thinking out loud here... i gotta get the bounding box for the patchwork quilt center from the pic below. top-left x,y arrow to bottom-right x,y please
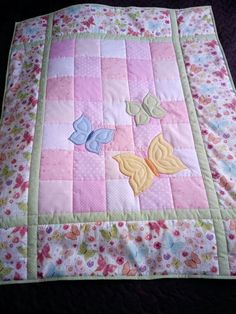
39,37 -> 208,214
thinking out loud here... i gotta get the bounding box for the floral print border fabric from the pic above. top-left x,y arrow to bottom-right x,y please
0,4 -> 236,284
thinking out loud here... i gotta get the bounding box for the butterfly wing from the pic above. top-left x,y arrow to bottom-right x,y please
113,154 -> 154,195
184,259 -> 198,269
126,100 -> 150,125
163,232 -> 174,250
65,225 -> 80,240
85,128 -> 114,154
69,115 -> 92,145
191,252 -> 201,265
171,241 -> 185,255
0,261 -> 12,279
122,262 -> 137,276
148,134 -> 186,174
45,263 -> 64,278
103,264 -> 117,276
95,255 -> 106,272
126,100 -> 141,116
142,93 -> 166,119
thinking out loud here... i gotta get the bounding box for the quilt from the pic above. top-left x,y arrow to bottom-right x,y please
0,3 -> 236,284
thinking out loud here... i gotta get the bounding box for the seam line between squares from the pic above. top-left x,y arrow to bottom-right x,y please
149,41 -> 174,211
125,39 -> 141,214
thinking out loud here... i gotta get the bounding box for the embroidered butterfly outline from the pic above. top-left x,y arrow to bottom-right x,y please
69,114 -> 114,154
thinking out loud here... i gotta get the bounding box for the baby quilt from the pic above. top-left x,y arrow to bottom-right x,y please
0,3 -> 236,284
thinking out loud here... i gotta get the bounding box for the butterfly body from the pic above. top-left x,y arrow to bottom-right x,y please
69,115 -> 114,154
113,134 -> 186,195
65,225 -> 80,241
144,158 -> 159,176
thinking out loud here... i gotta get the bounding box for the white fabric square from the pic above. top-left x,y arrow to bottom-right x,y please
106,179 -> 140,212
101,40 -> 126,58
155,79 -> 184,101
48,57 -> 74,78
103,102 -> 132,125
42,123 -> 74,150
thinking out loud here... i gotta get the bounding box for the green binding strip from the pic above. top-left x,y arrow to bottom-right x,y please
170,10 -> 230,276
52,32 -> 172,43
36,209 -> 235,225
27,13 -> 53,280
51,31 -> 217,44
1,272 -> 236,286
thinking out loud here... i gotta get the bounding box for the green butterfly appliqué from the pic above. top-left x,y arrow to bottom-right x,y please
126,93 -> 166,125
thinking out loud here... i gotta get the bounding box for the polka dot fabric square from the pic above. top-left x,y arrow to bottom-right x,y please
39,36 -> 209,215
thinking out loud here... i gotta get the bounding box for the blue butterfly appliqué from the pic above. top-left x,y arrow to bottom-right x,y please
69,115 -> 114,154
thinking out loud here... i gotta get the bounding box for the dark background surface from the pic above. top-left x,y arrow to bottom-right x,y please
0,1 -> 236,313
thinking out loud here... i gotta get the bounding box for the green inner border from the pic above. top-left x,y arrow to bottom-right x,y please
0,4 -> 235,284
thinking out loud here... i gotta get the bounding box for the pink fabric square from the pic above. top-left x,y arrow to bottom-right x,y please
102,58 -> 127,79
73,180 -> 106,212
44,100 -> 74,123
150,42 -> 176,60
103,80 -> 129,104
170,177 -> 209,209
133,123 -> 162,151
161,123 -> 194,149
75,77 -> 102,101
106,179 -> 140,212
74,101 -> 103,127
127,59 -> 153,81
126,41 -> 151,60
155,79 -> 184,101
42,123 -> 74,150
74,151 -> 105,180
39,180 -> 73,214
161,101 -> 189,124
75,39 -> 100,57
75,57 -> 101,77
50,39 -> 75,58
48,57 -> 74,78
153,60 -> 179,80
105,125 -> 134,151
128,80 -> 156,101
40,150 -> 73,180
140,178 -> 174,210
46,77 -> 74,101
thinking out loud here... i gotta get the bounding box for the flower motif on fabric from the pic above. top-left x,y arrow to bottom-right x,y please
69,115 -> 114,154
126,93 -> 166,125
113,134 -> 186,195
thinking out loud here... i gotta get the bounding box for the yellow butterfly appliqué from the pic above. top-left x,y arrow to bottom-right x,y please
113,134 -> 186,195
